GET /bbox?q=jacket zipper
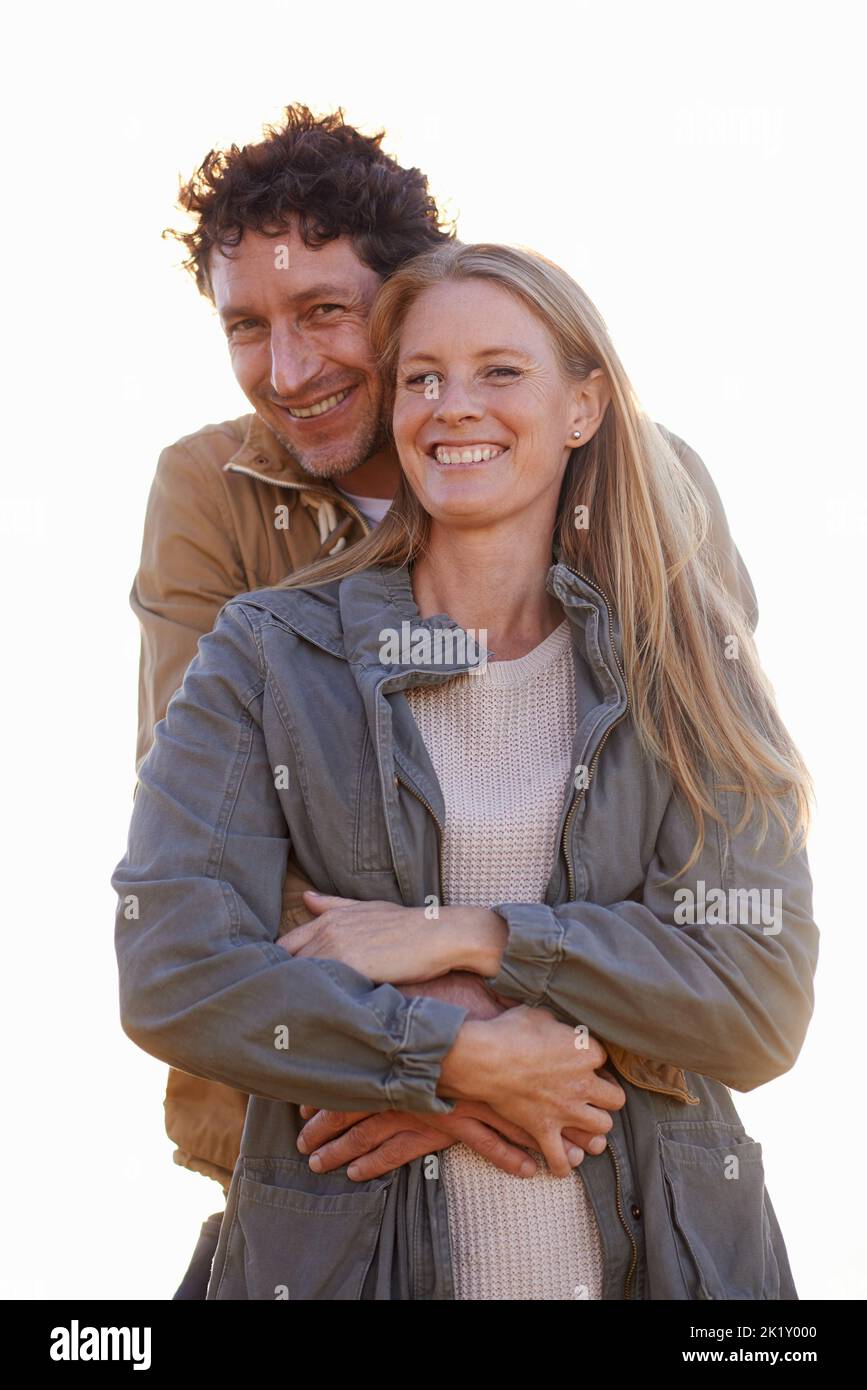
[607,1141,639,1299]
[559,567,630,899]
[562,567,639,1297]
[394,771,446,907]
[224,462,372,534]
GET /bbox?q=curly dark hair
[167,104,455,299]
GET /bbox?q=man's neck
[337,445,400,499]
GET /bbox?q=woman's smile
[429,442,510,467]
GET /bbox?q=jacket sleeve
[486,761,818,1093]
[131,439,248,771]
[113,601,468,1114]
[662,426,759,633]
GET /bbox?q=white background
[1,0,863,1299]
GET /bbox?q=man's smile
[272,384,358,422]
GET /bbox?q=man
[131,103,758,1296]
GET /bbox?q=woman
[114,243,818,1300]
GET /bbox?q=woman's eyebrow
[400,345,535,366]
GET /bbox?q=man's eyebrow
[399,345,536,365]
[218,283,357,323]
[289,281,356,304]
[218,303,258,323]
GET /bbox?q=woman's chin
[419,463,514,520]
[426,489,510,526]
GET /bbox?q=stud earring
[572,430,582,440]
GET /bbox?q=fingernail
[347,1163,360,1179]
[308,1154,322,1172]
[567,1145,584,1165]
[296,1135,308,1153]
[589,1136,607,1154]
[519,1159,536,1178]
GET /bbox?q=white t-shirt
[334,485,392,526]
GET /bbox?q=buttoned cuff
[484,902,566,1005]
[385,994,469,1114]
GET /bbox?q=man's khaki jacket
[131,409,759,1192]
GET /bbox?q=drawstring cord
[300,492,348,555]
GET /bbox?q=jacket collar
[222,414,372,540]
[226,412,313,485]
[336,561,624,672]
[242,560,625,700]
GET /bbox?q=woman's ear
[568,368,611,446]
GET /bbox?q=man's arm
[660,426,759,632]
[131,438,247,769]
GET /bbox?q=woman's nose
[432,377,484,424]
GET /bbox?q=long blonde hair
[279,242,813,878]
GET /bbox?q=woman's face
[393,278,595,531]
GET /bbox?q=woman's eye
[400,367,519,389]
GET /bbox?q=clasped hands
[278,890,626,1180]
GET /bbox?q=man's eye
[226,319,260,337]
[312,303,344,317]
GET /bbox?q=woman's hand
[295,1102,608,1182]
[439,1005,627,1176]
[278,891,507,984]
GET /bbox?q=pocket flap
[657,1121,779,1300]
[212,1157,393,1301]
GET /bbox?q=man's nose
[269,324,322,399]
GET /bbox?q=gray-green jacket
[113,560,818,1300]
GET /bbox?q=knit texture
[405,618,605,1300]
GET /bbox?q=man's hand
[396,970,515,1020]
[295,1102,609,1182]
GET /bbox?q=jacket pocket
[658,1120,780,1300]
[211,1156,393,1301]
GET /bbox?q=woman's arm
[480,763,818,1092]
[288,760,818,1095]
[113,601,468,1116]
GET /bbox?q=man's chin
[259,409,382,482]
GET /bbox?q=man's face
[210,225,386,478]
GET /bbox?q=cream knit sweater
[405,619,604,1301]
